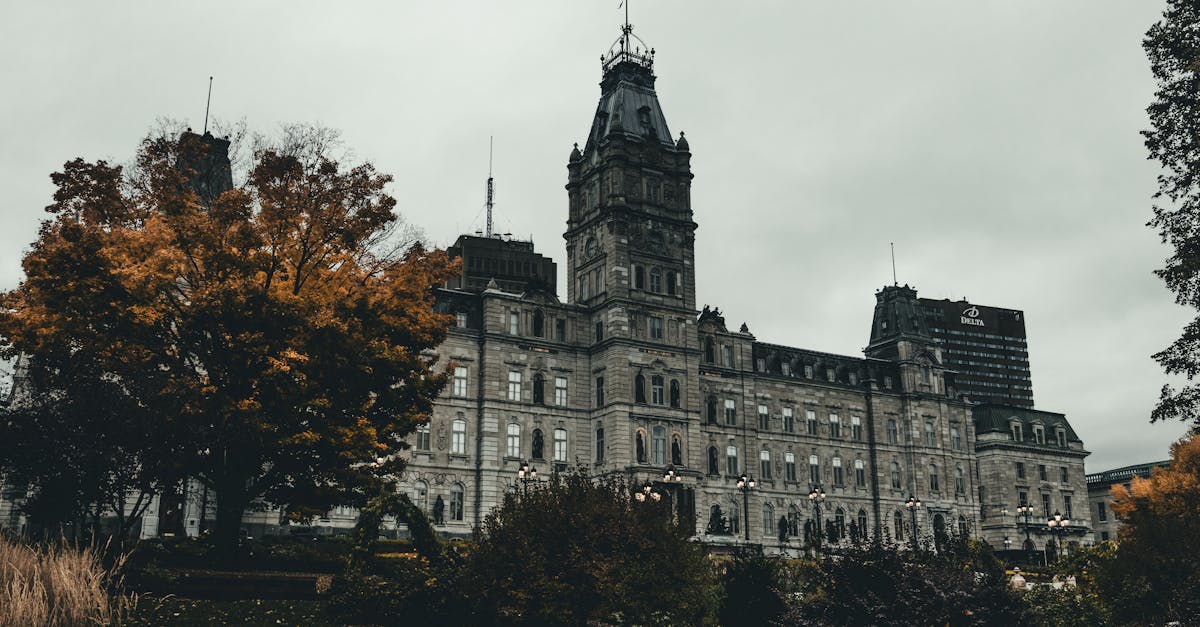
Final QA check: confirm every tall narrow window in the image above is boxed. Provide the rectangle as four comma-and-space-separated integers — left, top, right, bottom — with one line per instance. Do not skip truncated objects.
832, 456, 843, 486
783, 407, 795, 433
894, 510, 905, 540
723, 345, 735, 368
955, 465, 965, 495
705, 337, 715, 363
595, 425, 605, 462
649, 317, 664, 340
449, 484, 464, 521
758, 404, 770, 430
506, 423, 520, 458
1041, 493, 1051, 516
951, 425, 962, 450
1016, 461, 1026, 479
929, 463, 939, 492
851, 415, 863, 441
455, 312, 468, 328
553, 428, 567, 463
726, 444, 739, 475
724, 399, 737, 426
1039, 464, 1047, 481
671, 434, 682, 465
555, 376, 568, 405
1060, 466, 1068, 483
887, 419, 899, 444
507, 371, 522, 401
509, 311, 520, 335
890, 461, 902, 489
452, 418, 466, 455
854, 459, 866, 487
1056, 429, 1067, 447
532, 310, 544, 337
669, 380, 680, 408
453, 366, 468, 397
414, 481, 429, 511
830, 413, 841, 438
636, 430, 647, 463
708, 446, 719, 475
652, 426, 666, 465
634, 374, 646, 403
785, 452, 796, 481
666, 271, 677, 295
925, 420, 936, 447
806, 410, 818, 435
763, 503, 775, 538
760, 449, 772, 480
651, 375, 665, 405
532, 429, 544, 459
416, 423, 431, 451
595, 377, 605, 406
649, 267, 662, 293
707, 396, 718, 424
809, 454, 821, 485
555, 318, 566, 341
595, 321, 604, 342
857, 510, 868, 539
532, 373, 545, 404
634, 265, 645, 289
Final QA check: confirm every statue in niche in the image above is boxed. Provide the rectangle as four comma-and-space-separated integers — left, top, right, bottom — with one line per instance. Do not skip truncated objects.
636, 430, 647, 463
432, 496, 445, 525
671, 435, 682, 466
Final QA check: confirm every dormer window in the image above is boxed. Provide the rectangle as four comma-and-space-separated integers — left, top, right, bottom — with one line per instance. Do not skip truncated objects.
1010, 422, 1023, 442
781, 362, 791, 376
804, 365, 814, 379
1055, 428, 1067, 447
826, 368, 836, 382
1034, 425, 1045, 445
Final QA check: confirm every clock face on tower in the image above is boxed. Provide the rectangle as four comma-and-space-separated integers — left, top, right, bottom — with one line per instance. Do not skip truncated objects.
584, 237, 598, 260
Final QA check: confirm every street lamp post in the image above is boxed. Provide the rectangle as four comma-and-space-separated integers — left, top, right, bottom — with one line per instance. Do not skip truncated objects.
1046, 511, 1070, 560
635, 483, 662, 503
808, 485, 827, 554
736, 473, 756, 542
905, 495, 922, 552
517, 461, 537, 496
1016, 504, 1034, 562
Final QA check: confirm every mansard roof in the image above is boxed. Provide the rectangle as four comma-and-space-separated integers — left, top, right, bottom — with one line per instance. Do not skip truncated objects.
585, 60, 676, 153
972, 403, 1082, 443
751, 341, 901, 388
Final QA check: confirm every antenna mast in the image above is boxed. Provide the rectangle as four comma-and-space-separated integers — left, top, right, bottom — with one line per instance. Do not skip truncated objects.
201, 75, 213, 133
890, 242, 898, 286
486, 136, 494, 238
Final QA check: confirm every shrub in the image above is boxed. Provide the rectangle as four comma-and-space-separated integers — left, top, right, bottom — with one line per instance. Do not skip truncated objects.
0, 534, 133, 626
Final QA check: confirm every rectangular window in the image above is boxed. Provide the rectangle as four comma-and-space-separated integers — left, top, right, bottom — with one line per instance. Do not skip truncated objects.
758, 405, 770, 430
455, 312, 468, 328
1064, 495, 1073, 520
809, 455, 820, 485
854, 459, 866, 487
781, 362, 791, 376
555, 318, 566, 341
416, 424, 431, 451
783, 407, 794, 433
851, 415, 862, 441
785, 452, 796, 481
951, 424, 962, 450
832, 457, 843, 486
652, 427, 666, 465
509, 311, 520, 335
555, 376, 568, 405
1038, 464, 1047, 481
452, 420, 466, 455
507, 371, 522, 401
553, 428, 567, 462
806, 410, 818, 435
506, 423, 520, 458
756, 358, 766, 372
1060, 466, 1068, 483
760, 450, 772, 480
1016, 462, 1025, 479
724, 399, 737, 426
1018, 490, 1029, 508
723, 345, 735, 368
651, 375, 665, 405
454, 366, 468, 397
1097, 501, 1107, 522
1034, 426, 1045, 445
1011, 424, 1023, 442
830, 413, 841, 438
1056, 429, 1067, 447
826, 368, 836, 382
649, 316, 664, 340
925, 420, 936, 447
727, 445, 739, 475
595, 377, 605, 407
1041, 493, 1051, 516
1101, 531, 1110, 541
804, 365, 814, 379
595, 426, 605, 462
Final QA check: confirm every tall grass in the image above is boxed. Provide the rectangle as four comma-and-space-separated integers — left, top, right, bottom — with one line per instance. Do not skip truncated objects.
0, 534, 134, 626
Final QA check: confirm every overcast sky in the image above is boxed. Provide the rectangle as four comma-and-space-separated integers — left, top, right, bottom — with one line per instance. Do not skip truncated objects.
1, 1, 1191, 471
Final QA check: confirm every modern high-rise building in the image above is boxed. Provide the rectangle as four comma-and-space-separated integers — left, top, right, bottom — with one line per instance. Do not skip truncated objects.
919, 298, 1034, 407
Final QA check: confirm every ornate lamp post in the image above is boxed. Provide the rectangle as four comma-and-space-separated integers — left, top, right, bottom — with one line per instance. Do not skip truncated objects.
517, 461, 537, 496
808, 485, 827, 554
736, 473, 756, 541
634, 483, 662, 503
1016, 504, 1034, 562
1046, 510, 1070, 559
905, 495, 922, 552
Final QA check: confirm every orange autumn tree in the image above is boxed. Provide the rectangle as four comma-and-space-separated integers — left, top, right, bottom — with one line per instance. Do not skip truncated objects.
1107, 433, 1200, 624
0, 126, 456, 554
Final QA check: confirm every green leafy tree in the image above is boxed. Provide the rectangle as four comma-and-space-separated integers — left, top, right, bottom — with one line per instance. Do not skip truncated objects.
0, 126, 456, 556
1145, 0, 1200, 427
718, 544, 791, 627
465, 468, 719, 626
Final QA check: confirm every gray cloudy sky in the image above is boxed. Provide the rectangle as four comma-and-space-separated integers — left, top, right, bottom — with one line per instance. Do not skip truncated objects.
1, 1, 1191, 471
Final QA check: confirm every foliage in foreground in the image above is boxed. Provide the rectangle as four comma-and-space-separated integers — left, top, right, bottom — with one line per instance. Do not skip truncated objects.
718, 544, 793, 627
786, 536, 1027, 626
0, 534, 133, 626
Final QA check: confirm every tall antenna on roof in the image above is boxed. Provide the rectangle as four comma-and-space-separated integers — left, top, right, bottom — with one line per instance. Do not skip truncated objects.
890, 242, 898, 286
203, 76, 213, 135
485, 136, 495, 238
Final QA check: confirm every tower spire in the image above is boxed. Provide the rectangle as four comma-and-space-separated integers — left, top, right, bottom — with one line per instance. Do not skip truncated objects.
485, 136, 494, 238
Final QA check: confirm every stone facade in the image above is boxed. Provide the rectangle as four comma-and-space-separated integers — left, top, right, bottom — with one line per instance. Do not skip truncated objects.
1086, 461, 1168, 543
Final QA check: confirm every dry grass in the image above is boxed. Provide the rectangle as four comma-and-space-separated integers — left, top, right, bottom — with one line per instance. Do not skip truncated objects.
0, 534, 134, 626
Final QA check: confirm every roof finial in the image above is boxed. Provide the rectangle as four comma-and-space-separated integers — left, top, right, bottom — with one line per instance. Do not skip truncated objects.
203, 76, 213, 135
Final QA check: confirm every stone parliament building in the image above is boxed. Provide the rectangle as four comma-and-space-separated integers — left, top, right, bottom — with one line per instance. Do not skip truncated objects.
0, 24, 1095, 556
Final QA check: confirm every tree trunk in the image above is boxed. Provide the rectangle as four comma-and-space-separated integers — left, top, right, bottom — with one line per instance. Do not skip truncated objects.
212, 478, 249, 563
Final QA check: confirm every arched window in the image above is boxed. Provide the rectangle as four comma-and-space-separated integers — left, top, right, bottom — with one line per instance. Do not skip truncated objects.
929, 463, 940, 492
788, 504, 801, 536
706, 396, 718, 424
634, 265, 645, 290
834, 508, 846, 542
726, 444, 739, 475
636, 430, 647, 463
532, 428, 544, 459
595, 424, 605, 462
857, 509, 869, 541
890, 461, 902, 489
894, 510, 905, 541
652, 426, 667, 465
532, 373, 545, 404
649, 267, 662, 293
671, 434, 682, 466
669, 379, 681, 408
449, 484, 465, 521
506, 423, 521, 458
634, 374, 646, 403
707, 446, 719, 475
452, 418, 466, 455
553, 428, 567, 462
762, 503, 775, 537
887, 419, 899, 444
414, 481, 429, 511
704, 337, 715, 363
958, 515, 969, 538
532, 310, 544, 337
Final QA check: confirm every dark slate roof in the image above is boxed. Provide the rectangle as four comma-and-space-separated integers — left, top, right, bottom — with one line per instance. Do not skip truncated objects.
972, 404, 1081, 443
1085, 460, 1169, 487
585, 61, 676, 153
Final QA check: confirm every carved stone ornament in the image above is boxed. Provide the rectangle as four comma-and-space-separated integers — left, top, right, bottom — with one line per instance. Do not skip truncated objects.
436, 425, 448, 451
